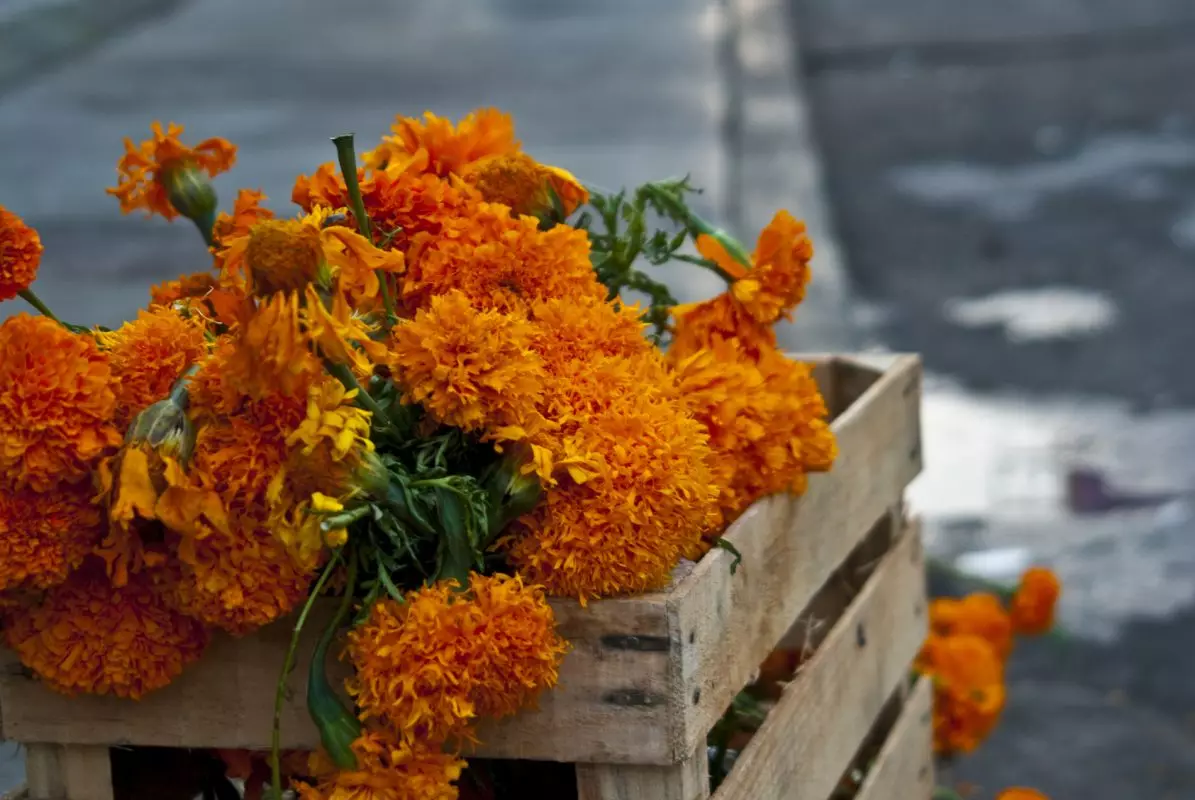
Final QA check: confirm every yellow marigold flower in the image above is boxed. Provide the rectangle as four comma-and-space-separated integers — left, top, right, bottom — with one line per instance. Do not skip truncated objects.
388, 290, 546, 434
403, 201, 603, 313
347, 573, 567, 746
285, 378, 375, 496
915, 633, 1005, 755
930, 593, 1014, 661
4, 562, 209, 698
504, 352, 720, 600
295, 731, 464, 800
163, 521, 316, 635
366, 108, 520, 178
106, 121, 236, 220
0, 314, 122, 491
462, 152, 588, 218
98, 306, 208, 428
698, 210, 812, 325
997, 790, 1049, 800
671, 338, 835, 522
0, 205, 42, 302
1010, 566, 1061, 636
0, 481, 104, 593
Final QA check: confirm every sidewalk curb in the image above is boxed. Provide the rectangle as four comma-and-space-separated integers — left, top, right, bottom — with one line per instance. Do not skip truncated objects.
0, 0, 185, 97
723, 0, 860, 351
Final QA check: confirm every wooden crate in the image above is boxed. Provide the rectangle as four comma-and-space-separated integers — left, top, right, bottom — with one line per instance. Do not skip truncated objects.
0, 354, 929, 800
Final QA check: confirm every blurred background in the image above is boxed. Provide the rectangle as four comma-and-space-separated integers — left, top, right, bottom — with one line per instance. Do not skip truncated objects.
3, 0, 1195, 797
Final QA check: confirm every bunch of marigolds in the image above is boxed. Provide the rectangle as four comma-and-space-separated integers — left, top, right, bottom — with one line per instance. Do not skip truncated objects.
0, 108, 838, 799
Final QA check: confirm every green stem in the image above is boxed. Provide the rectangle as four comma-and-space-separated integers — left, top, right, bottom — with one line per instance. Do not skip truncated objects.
270, 549, 343, 800
932, 788, 966, 800
332, 134, 397, 329
19, 288, 61, 323
190, 209, 215, 248
321, 504, 372, 532
321, 357, 392, 427
641, 181, 753, 270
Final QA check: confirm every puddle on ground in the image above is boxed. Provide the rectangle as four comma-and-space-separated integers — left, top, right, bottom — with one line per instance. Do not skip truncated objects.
910, 372, 1195, 641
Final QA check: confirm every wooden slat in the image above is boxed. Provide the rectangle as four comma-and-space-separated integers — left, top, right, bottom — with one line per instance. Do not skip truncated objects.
576, 740, 710, 800
0, 354, 922, 767
672, 355, 922, 758
24, 744, 112, 800
710, 522, 928, 800
855, 677, 935, 800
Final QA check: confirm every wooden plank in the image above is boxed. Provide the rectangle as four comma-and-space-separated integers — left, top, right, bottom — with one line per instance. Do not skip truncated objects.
672, 355, 922, 759
710, 522, 928, 800
855, 677, 935, 800
577, 740, 710, 800
24, 744, 112, 800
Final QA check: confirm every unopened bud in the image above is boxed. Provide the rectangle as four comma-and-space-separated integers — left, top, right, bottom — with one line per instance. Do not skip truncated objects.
162, 162, 218, 242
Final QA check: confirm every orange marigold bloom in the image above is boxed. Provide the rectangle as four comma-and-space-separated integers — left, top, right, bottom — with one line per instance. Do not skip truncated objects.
930, 593, 1014, 661
403, 201, 603, 313
98, 306, 208, 427
0, 205, 42, 302
163, 521, 315, 635
366, 108, 519, 178
504, 353, 721, 600
916, 633, 1006, 755
997, 790, 1049, 800
212, 188, 274, 246
669, 294, 776, 361
223, 290, 323, 399
4, 562, 209, 698
698, 210, 812, 325
671, 338, 835, 522
462, 152, 588, 218
388, 290, 547, 435
347, 573, 568, 745
0, 481, 104, 592
0, 314, 121, 491
1010, 566, 1062, 636
107, 121, 236, 220
149, 271, 245, 328
295, 731, 464, 800
528, 295, 651, 372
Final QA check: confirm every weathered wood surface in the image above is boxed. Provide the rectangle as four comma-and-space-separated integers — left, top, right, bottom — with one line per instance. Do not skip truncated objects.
577, 740, 710, 800
710, 522, 929, 800
24, 744, 111, 800
855, 677, 936, 800
0, 355, 923, 768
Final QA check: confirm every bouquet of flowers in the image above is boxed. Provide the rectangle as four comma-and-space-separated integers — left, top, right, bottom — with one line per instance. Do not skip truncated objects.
0, 108, 837, 799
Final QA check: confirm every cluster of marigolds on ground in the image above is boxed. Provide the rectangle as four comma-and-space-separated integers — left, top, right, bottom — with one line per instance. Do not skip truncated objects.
0, 107, 1056, 800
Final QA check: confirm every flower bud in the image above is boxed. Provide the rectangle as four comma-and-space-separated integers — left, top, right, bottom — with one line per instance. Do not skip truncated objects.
162, 161, 218, 239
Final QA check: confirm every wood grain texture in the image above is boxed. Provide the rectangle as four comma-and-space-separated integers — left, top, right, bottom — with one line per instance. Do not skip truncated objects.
24, 744, 111, 800
673, 356, 922, 758
711, 522, 928, 800
0, 355, 923, 769
577, 741, 710, 800
855, 677, 935, 800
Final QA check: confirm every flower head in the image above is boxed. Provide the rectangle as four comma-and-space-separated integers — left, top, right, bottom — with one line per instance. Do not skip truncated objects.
286, 378, 375, 495
930, 593, 1014, 661
0, 314, 121, 491
98, 306, 208, 427
669, 294, 775, 361
107, 122, 236, 220
347, 573, 567, 745
149, 270, 245, 328
997, 790, 1049, 800
0, 481, 104, 593
698, 210, 812, 325
1010, 566, 1061, 635
366, 108, 519, 177
0, 205, 42, 302
388, 290, 546, 434
222, 290, 323, 399
916, 634, 1005, 755
4, 561, 209, 698
295, 731, 464, 800
462, 153, 588, 218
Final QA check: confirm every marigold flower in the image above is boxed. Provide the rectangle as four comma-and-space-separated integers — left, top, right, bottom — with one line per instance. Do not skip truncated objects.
366, 108, 520, 178
98, 306, 208, 427
916, 633, 1005, 755
1010, 566, 1061, 635
0, 481, 104, 593
149, 271, 245, 328
0, 205, 42, 302
997, 790, 1049, 800
698, 210, 812, 325
0, 314, 121, 491
527, 295, 651, 372
462, 152, 588, 218
286, 378, 375, 496
930, 593, 1014, 661
212, 188, 274, 246
388, 290, 546, 434
347, 573, 567, 745
402, 201, 603, 313
4, 562, 209, 698
295, 731, 464, 800
671, 338, 835, 522
107, 121, 236, 220
163, 521, 315, 635
223, 290, 323, 399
